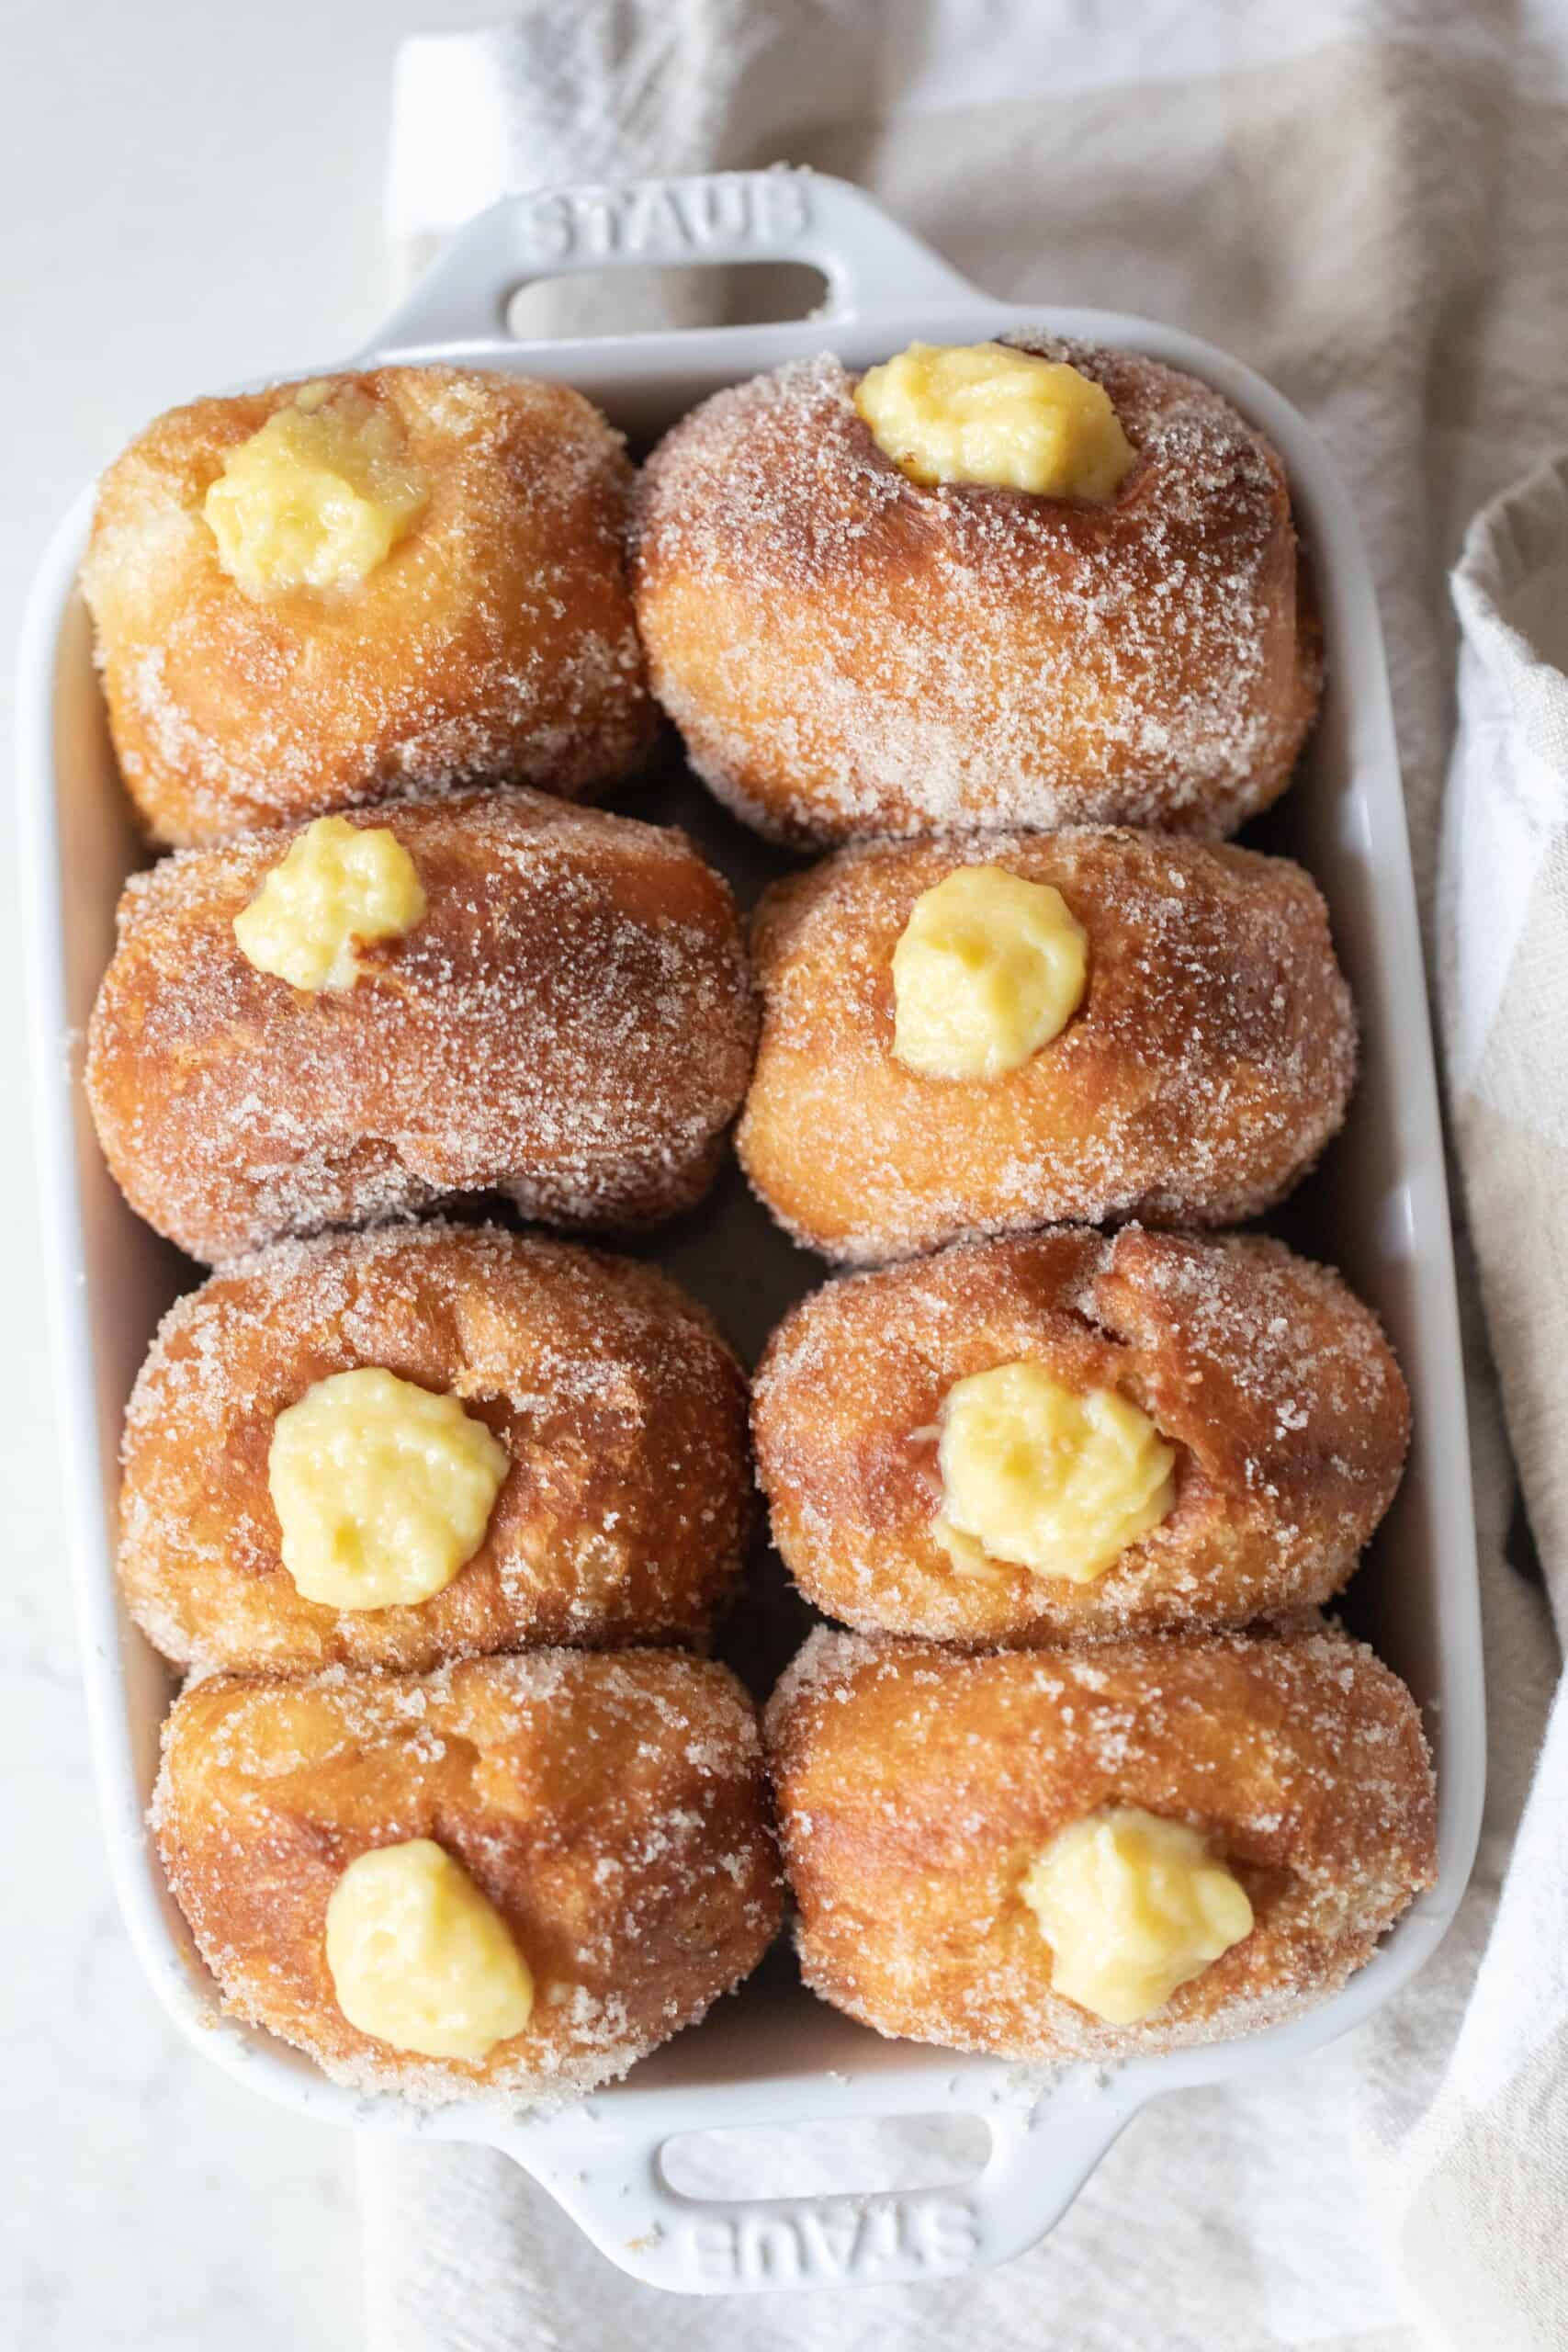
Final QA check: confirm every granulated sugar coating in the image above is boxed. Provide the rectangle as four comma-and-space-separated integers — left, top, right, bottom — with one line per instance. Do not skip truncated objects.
119, 1220, 753, 1676
85, 787, 757, 1262
74, 333, 1444, 2120
765, 1625, 1436, 2063
153, 1649, 783, 2107
738, 826, 1355, 1263
632, 337, 1320, 847
752, 1226, 1409, 1646
84, 366, 657, 847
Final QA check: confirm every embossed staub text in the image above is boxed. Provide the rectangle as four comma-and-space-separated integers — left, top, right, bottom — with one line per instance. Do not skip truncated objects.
682, 2195, 980, 2287
518, 175, 812, 268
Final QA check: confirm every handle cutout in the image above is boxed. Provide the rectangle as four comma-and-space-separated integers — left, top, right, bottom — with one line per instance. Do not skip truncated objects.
658, 2111, 991, 2201
504, 262, 830, 343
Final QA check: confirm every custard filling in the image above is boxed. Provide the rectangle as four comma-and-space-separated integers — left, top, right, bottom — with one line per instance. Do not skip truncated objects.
1022, 1807, 1253, 2023
205, 380, 428, 594
934, 1360, 1174, 1582
326, 1839, 534, 2059
855, 342, 1135, 498
269, 1366, 508, 1611
233, 814, 426, 992
891, 865, 1088, 1080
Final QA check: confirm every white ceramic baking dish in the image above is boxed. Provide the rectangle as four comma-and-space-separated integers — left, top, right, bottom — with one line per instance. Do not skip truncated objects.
19, 172, 1484, 2295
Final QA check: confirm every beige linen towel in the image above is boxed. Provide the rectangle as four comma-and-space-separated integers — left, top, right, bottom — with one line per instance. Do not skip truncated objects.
367, 7, 1568, 2346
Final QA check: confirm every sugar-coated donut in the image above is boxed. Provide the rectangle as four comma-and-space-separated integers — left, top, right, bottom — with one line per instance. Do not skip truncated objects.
766, 1627, 1435, 2060
85, 788, 755, 1261
632, 339, 1318, 846
738, 828, 1353, 1263
752, 1227, 1408, 1645
119, 1221, 751, 1674
83, 365, 656, 847
156, 1651, 782, 2101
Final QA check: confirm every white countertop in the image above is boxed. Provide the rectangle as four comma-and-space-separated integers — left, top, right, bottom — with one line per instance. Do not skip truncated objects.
1, 6, 491, 2342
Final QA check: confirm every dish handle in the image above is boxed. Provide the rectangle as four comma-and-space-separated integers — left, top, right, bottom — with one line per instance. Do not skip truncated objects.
371, 170, 980, 354
485, 2070, 1140, 2295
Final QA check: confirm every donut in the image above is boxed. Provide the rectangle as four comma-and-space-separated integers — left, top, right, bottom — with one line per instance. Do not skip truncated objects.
85, 787, 755, 1261
765, 1626, 1436, 2060
632, 337, 1318, 845
155, 1651, 782, 2101
752, 1227, 1407, 1645
83, 365, 656, 847
118, 1221, 751, 1675
737, 828, 1353, 1263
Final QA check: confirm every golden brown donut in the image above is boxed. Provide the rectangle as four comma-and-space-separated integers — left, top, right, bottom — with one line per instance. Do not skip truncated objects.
119, 1220, 751, 1674
752, 1227, 1408, 1645
738, 828, 1354, 1263
85, 787, 755, 1261
84, 365, 656, 847
632, 338, 1319, 846
156, 1651, 783, 2101
766, 1627, 1436, 2060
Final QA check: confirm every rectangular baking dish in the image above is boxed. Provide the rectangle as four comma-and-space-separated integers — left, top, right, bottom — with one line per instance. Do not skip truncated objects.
19, 172, 1484, 2296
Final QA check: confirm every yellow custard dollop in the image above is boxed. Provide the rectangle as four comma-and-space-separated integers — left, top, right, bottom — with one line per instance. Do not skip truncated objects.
326, 1840, 535, 2059
204, 379, 429, 595
855, 342, 1135, 497
268, 1366, 509, 1611
233, 813, 427, 992
1021, 1807, 1254, 2023
934, 1360, 1175, 1583
891, 865, 1089, 1081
